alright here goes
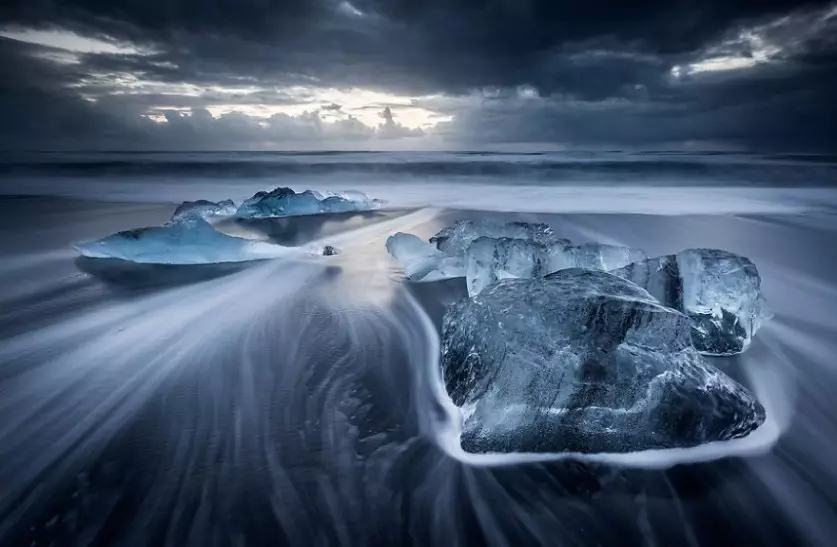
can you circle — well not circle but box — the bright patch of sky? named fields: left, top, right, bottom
left=136, top=85, right=452, bottom=129
left=672, top=30, right=781, bottom=77
left=0, top=27, right=143, bottom=55
left=337, top=1, right=365, bottom=18
left=671, top=3, right=837, bottom=79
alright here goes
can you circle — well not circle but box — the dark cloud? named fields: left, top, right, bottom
left=0, top=0, right=835, bottom=149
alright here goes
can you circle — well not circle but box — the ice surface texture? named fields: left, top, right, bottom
left=387, top=220, right=569, bottom=284
left=547, top=243, right=647, bottom=273
left=430, top=219, right=569, bottom=256
left=611, top=249, right=772, bottom=355
left=465, top=237, right=647, bottom=296
left=74, top=215, right=286, bottom=265
left=465, top=237, right=550, bottom=296
left=389, top=219, right=646, bottom=290
left=236, top=187, right=384, bottom=219
left=441, top=269, right=765, bottom=454
left=385, top=233, right=465, bottom=282
left=171, top=199, right=237, bottom=221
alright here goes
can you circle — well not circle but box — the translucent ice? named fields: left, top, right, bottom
left=386, top=232, right=465, bottom=282
left=611, top=249, right=772, bottom=355
left=171, top=199, right=237, bottom=221
left=74, top=216, right=288, bottom=265
left=465, top=237, right=550, bottom=296
left=441, top=269, right=765, bottom=454
left=236, top=187, right=384, bottom=219
left=547, top=243, right=647, bottom=273
left=430, top=219, right=569, bottom=256
left=465, top=237, right=646, bottom=296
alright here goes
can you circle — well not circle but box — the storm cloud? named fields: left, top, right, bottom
left=0, top=0, right=835, bottom=150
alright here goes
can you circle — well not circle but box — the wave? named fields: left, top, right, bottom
left=1, top=151, right=836, bottom=185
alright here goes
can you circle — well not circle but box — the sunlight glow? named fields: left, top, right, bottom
left=673, top=30, right=781, bottom=77
left=0, top=28, right=142, bottom=55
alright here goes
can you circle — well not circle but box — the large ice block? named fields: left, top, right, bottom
left=237, top=187, right=384, bottom=219
left=611, top=249, right=772, bottom=355
left=74, top=216, right=288, bottom=265
left=441, top=269, right=765, bottom=454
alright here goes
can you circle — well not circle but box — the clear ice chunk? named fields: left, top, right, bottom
left=465, top=237, right=550, bottom=296
left=386, top=232, right=465, bottom=282
left=611, top=249, right=772, bottom=355
left=430, top=219, right=569, bottom=256
left=547, top=243, right=647, bottom=273
left=171, top=199, right=237, bottom=221
left=236, top=187, right=384, bottom=219
left=464, top=238, right=646, bottom=296
left=74, top=216, right=288, bottom=265
left=441, top=268, right=765, bottom=454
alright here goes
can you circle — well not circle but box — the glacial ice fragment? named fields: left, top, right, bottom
left=430, top=219, right=569, bottom=256
left=611, top=249, right=771, bottom=355
left=464, top=237, right=646, bottom=296
left=386, top=232, right=465, bottom=282
left=171, top=199, right=237, bottom=221
left=441, top=269, right=765, bottom=454
left=74, top=216, right=287, bottom=265
left=236, top=187, right=384, bottom=219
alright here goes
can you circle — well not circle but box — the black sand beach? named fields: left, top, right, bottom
left=2, top=194, right=837, bottom=546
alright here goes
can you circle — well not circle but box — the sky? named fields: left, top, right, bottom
left=0, top=0, right=835, bottom=151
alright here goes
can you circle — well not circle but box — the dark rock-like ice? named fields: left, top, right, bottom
left=74, top=215, right=287, bottom=265
left=441, top=269, right=765, bottom=454
left=611, top=249, right=772, bottom=355
left=386, top=232, right=465, bottom=282
left=430, top=219, right=569, bottom=256
left=236, top=187, right=384, bottom=219
left=171, top=199, right=237, bottom=221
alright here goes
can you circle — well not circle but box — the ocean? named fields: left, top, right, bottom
left=1, top=150, right=836, bottom=546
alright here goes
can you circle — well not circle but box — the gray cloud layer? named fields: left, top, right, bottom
left=1, top=0, right=835, bottom=150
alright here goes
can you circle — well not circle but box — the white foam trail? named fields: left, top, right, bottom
left=0, top=206, right=451, bottom=542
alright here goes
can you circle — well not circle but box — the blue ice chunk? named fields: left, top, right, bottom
left=73, top=216, right=288, bottom=265
left=611, top=249, right=772, bottom=355
left=442, top=268, right=765, bottom=454
left=236, top=187, right=384, bottom=219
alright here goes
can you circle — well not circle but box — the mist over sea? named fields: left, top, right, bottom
left=1, top=150, right=837, bottom=546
